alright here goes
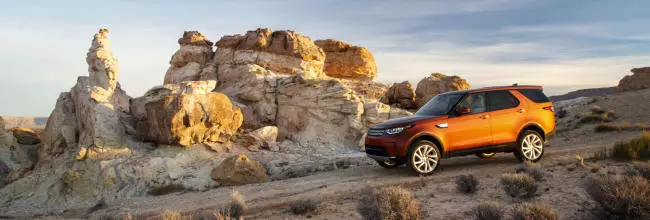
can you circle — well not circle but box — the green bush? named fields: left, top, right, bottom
left=611, top=132, right=650, bottom=160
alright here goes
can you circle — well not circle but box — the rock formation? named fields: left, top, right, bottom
left=415, top=73, right=470, bottom=108
left=617, top=67, right=650, bottom=92
left=0, top=117, right=4, bottom=131
left=314, top=39, right=377, bottom=80
left=243, top=126, right=278, bottom=152
left=163, top=31, right=215, bottom=84
left=10, top=127, right=40, bottom=145
left=211, top=154, right=268, bottom=185
left=134, top=81, right=243, bottom=146
left=382, top=81, right=416, bottom=109
left=213, top=28, right=325, bottom=78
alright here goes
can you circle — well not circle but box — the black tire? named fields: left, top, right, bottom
left=514, top=130, right=545, bottom=163
left=375, top=160, right=404, bottom=168
left=475, top=153, right=496, bottom=159
left=407, top=140, right=442, bottom=175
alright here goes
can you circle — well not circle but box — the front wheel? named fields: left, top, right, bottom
left=407, top=140, right=441, bottom=175
left=376, top=160, right=404, bottom=168
left=514, top=130, right=545, bottom=163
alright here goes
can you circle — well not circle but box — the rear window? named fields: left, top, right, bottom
left=487, top=90, right=519, bottom=111
left=518, top=89, right=550, bottom=103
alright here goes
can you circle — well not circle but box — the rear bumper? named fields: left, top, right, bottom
left=366, top=154, right=397, bottom=162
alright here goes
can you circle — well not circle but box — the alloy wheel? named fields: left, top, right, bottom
left=412, top=144, right=439, bottom=173
left=521, top=133, right=543, bottom=160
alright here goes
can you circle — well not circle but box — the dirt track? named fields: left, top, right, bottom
left=84, top=132, right=629, bottom=219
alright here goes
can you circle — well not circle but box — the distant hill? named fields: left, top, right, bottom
left=2, top=116, right=48, bottom=129
left=549, top=87, right=616, bottom=102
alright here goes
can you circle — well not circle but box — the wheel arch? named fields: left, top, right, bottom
left=408, top=133, right=444, bottom=153
left=518, top=123, right=546, bottom=141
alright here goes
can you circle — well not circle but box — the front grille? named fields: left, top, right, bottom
left=367, top=128, right=385, bottom=136
left=365, top=146, right=389, bottom=157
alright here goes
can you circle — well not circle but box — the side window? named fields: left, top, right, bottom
left=517, top=89, right=550, bottom=103
left=456, top=92, right=487, bottom=114
left=488, top=90, right=520, bottom=111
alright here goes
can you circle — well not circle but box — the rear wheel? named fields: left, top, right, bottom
left=476, top=153, right=496, bottom=159
left=514, top=130, right=545, bottom=162
left=407, top=140, right=441, bottom=175
left=375, top=160, right=404, bottom=168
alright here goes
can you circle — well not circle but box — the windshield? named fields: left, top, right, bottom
left=415, top=93, right=465, bottom=116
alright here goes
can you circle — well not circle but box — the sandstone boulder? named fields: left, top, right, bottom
left=135, top=81, right=243, bottom=146
left=164, top=31, right=215, bottom=84
left=213, top=28, right=325, bottom=78
left=314, top=39, right=377, bottom=80
left=243, top=126, right=278, bottom=152
left=617, top=67, right=650, bottom=92
left=276, top=74, right=364, bottom=149
left=339, top=79, right=388, bottom=101
left=382, top=81, right=416, bottom=109
left=211, top=154, right=268, bottom=185
left=87, top=29, right=118, bottom=92
left=213, top=64, right=282, bottom=129
left=10, top=127, right=40, bottom=145
left=415, top=73, right=470, bottom=108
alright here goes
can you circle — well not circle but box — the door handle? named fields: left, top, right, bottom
left=480, top=115, right=490, bottom=119
left=517, top=109, right=525, bottom=113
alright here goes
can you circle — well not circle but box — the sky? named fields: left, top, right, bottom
left=1, top=0, right=649, bottom=116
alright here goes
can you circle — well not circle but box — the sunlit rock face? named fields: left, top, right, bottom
left=164, top=31, right=215, bottom=85
left=213, top=28, right=326, bottom=78
left=314, top=39, right=377, bottom=80
left=618, top=67, right=650, bottom=92
left=415, top=73, right=470, bottom=108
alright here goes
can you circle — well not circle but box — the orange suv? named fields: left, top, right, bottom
left=365, top=85, right=555, bottom=175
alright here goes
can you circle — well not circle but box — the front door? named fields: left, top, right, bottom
left=445, top=92, right=492, bottom=151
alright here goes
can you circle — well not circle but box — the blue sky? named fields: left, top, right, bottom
left=1, top=0, right=649, bottom=116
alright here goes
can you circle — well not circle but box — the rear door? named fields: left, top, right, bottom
left=487, top=90, right=527, bottom=145
left=445, top=92, right=492, bottom=151
left=516, top=89, right=556, bottom=134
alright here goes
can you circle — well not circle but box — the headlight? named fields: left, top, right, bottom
left=385, top=125, right=411, bottom=135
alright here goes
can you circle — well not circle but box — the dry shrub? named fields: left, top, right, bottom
left=467, top=203, right=503, bottom=220
left=595, top=123, right=650, bottom=133
left=591, top=147, right=610, bottom=160
left=611, top=132, right=650, bottom=160
left=511, top=203, right=558, bottom=220
left=159, top=210, right=182, bottom=220
left=585, top=176, right=650, bottom=219
left=357, top=185, right=421, bottom=220
left=289, top=199, right=320, bottom=215
left=514, top=162, right=545, bottom=181
left=224, top=191, right=246, bottom=219
left=579, top=106, right=617, bottom=124
left=455, top=175, right=479, bottom=194
left=148, top=192, right=245, bottom=220
left=501, top=173, right=537, bottom=199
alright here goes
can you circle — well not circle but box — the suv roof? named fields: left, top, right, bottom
left=440, top=85, right=543, bottom=95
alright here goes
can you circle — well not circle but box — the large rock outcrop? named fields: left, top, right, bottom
left=211, top=154, right=268, bottom=185
left=618, top=67, right=650, bottom=92
left=314, top=39, right=377, bottom=80
left=0, top=117, right=4, bottom=131
left=164, top=31, right=215, bottom=84
left=134, top=81, right=243, bottom=146
left=10, top=127, right=40, bottom=145
left=276, top=74, right=365, bottom=149
left=381, top=81, right=416, bottom=109
left=415, top=73, right=469, bottom=108
left=213, top=28, right=325, bottom=78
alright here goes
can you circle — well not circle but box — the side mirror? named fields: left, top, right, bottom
left=455, top=107, right=471, bottom=115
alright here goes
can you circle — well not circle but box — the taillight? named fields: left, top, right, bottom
left=542, top=106, right=554, bottom=112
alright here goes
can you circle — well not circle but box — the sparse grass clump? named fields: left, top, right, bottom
left=148, top=183, right=188, bottom=196
left=627, top=163, right=650, bottom=180
left=467, top=203, right=503, bottom=220
left=514, top=162, right=545, bottom=181
left=595, top=123, right=650, bottom=133
left=501, top=173, right=538, bottom=199
left=611, top=132, right=650, bottom=160
left=357, top=185, right=421, bottom=220
left=579, top=106, right=617, bottom=124
left=511, top=203, right=558, bottom=220
left=585, top=176, right=650, bottom=219
left=150, top=191, right=245, bottom=220
left=455, top=175, right=479, bottom=194
left=289, top=199, right=320, bottom=215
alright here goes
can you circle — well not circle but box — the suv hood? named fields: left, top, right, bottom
left=372, top=115, right=446, bottom=129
